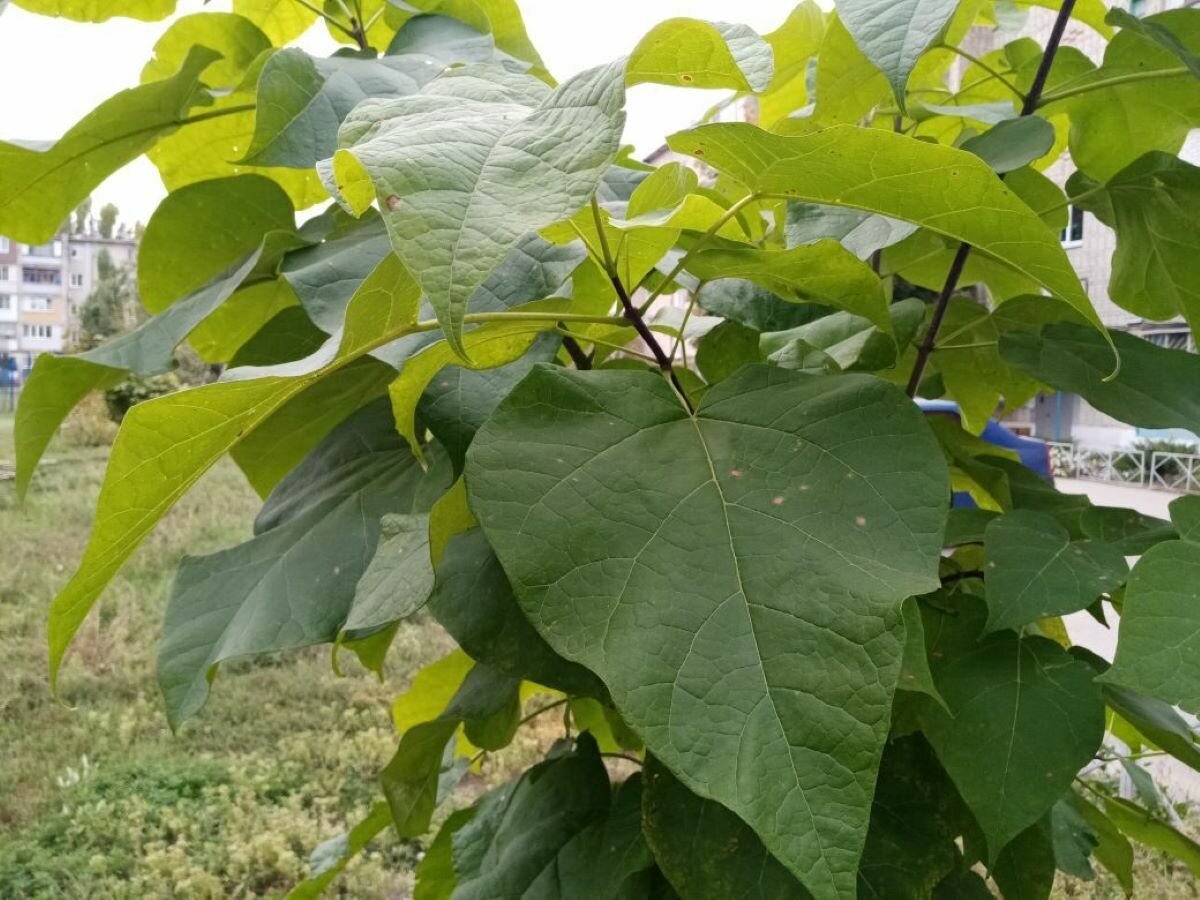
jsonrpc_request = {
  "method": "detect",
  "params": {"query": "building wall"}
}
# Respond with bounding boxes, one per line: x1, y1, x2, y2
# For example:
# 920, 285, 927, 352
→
65, 234, 139, 345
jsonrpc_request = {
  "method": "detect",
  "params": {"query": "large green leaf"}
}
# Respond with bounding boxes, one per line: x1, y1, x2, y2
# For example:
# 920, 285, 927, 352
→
1069, 153, 1200, 332
833, 0, 960, 105
668, 124, 1103, 339
758, 2, 825, 128
642, 755, 811, 900
467, 365, 949, 900
812, 14, 891, 126
762, 299, 925, 375
450, 735, 625, 899
1056, 9, 1200, 181
390, 303, 568, 460
697, 279, 827, 333
232, 0, 316, 44
1068, 794, 1134, 895
418, 332, 560, 473
0, 46, 216, 244
1103, 681, 1200, 774
41, 255, 436, 688
626, 18, 774, 92
991, 817, 1056, 900
917, 595, 1106, 861
139, 174, 296, 313
427, 530, 603, 697
148, 91, 326, 210
1104, 795, 1200, 878
1001, 324, 1200, 435
382, 660, 521, 837
12, 0, 172, 22
228, 355, 395, 497
856, 736, 968, 899
984, 510, 1127, 633
156, 402, 450, 725
242, 25, 500, 170
281, 212, 393, 332
1101, 538, 1200, 715
328, 60, 625, 356
785, 202, 917, 262
684, 243, 890, 331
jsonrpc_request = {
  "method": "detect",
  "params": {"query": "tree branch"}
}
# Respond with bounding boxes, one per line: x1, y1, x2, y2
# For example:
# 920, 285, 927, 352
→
590, 198, 695, 413
906, 0, 1078, 398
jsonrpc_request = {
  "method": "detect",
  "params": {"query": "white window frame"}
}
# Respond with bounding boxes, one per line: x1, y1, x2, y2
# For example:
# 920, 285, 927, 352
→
1060, 204, 1085, 249
70, 272, 84, 287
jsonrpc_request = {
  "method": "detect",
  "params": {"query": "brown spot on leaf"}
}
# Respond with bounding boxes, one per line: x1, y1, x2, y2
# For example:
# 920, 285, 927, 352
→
386, 195, 401, 210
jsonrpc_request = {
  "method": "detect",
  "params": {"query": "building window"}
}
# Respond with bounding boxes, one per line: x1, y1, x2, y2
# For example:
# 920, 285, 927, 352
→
70, 273, 84, 287
0, 237, 8, 252
22, 267, 61, 285
1060, 205, 1085, 247
0, 295, 10, 310
1129, 0, 1147, 17
22, 324, 53, 339
70, 247, 79, 257
0, 266, 7, 281
23, 296, 53, 312
1145, 329, 1194, 352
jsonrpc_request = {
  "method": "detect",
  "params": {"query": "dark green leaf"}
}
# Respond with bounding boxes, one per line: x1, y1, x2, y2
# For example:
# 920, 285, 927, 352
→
157, 401, 451, 725
1070, 793, 1134, 895
1101, 540, 1200, 715
984, 509, 1127, 632
960, 116, 1055, 174
382, 661, 521, 837
669, 124, 1102, 338
1050, 799, 1098, 882
991, 817, 1055, 900
418, 332, 560, 473
329, 60, 624, 355
694, 320, 762, 384
427, 530, 603, 697
918, 595, 1106, 860
1080, 506, 1177, 556
1001, 324, 1200, 436
1104, 795, 1200, 877
468, 364, 949, 899
697, 279, 828, 333
785, 202, 917, 261
833, 0, 960, 105
450, 735, 614, 899
642, 755, 811, 900
0, 46, 217, 243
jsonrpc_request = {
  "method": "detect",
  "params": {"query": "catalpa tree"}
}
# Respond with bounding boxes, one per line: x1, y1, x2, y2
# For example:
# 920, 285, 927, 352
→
8, 0, 1200, 896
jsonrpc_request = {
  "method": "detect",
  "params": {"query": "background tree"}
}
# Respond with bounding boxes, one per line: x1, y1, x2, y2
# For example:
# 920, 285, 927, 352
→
77, 250, 133, 345
97, 202, 118, 239
72, 196, 92, 235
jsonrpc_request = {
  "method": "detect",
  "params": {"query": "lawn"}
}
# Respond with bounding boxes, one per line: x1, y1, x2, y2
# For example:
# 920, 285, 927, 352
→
0, 407, 449, 897
2, 407, 1197, 899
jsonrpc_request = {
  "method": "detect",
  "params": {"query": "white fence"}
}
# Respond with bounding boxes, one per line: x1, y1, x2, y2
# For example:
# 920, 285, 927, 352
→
1049, 442, 1200, 493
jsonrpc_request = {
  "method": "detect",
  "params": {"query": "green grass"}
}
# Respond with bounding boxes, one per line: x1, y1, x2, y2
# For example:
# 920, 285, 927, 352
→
0, 410, 453, 897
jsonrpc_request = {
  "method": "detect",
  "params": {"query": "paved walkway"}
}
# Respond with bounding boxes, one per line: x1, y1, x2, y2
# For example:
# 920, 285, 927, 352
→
1055, 480, 1200, 803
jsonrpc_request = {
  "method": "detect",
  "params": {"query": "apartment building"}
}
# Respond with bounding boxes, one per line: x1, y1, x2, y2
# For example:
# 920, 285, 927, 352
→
0, 228, 138, 378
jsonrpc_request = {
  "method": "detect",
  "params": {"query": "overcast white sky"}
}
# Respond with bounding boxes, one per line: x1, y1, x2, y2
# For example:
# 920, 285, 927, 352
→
0, 0, 805, 225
